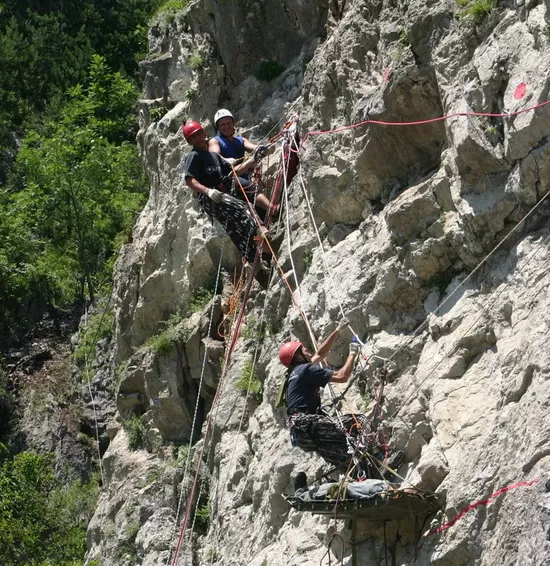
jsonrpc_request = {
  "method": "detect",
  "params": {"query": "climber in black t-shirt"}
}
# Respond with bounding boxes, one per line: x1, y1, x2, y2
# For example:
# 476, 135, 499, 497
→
182, 120, 274, 288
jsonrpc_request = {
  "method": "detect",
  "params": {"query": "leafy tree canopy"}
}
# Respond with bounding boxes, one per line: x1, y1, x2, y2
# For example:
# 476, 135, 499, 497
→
0, 449, 99, 566
0, 55, 148, 334
0, 0, 162, 182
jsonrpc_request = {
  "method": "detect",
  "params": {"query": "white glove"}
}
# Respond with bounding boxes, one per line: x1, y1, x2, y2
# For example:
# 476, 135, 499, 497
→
337, 317, 349, 331
349, 342, 361, 356
223, 157, 237, 166
207, 188, 223, 203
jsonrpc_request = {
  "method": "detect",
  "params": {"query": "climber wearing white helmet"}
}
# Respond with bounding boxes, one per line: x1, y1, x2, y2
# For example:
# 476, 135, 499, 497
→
209, 108, 274, 216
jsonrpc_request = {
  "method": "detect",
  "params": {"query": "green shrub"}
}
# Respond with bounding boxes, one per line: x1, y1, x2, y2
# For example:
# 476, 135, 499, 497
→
0, 372, 13, 440
194, 475, 210, 534
73, 307, 114, 365
124, 414, 148, 451
188, 51, 204, 70
185, 88, 196, 100
117, 520, 140, 562
255, 59, 285, 81
146, 322, 189, 355
149, 106, 166, 121
0, 451, 99, 566
189, 286, 214, 313
241, 316, 274, 343
235, 358, 262, 402
456, 0, 497, 25
152, 0, 190, 19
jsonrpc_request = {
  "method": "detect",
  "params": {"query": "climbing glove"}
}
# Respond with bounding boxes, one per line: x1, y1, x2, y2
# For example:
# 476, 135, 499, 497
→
254, 145, 268, 162
206, 188, 224, 203
337, 317, 349, 331
349, 342, 361, 356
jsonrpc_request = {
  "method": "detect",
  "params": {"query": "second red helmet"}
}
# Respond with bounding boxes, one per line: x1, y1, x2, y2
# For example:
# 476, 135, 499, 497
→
182, 120, 204, 142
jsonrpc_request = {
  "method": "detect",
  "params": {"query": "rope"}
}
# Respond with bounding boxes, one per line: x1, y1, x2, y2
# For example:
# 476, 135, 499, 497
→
165, 244, 226, 565
301, 99, 550, 143
81, 303, 108, 486
385, 184, 550, 375
428, 478, 540, 535
403, 477, 541, 565
209, 266, 275, 556
320, 532, 345, 566
393, 229, 550, 422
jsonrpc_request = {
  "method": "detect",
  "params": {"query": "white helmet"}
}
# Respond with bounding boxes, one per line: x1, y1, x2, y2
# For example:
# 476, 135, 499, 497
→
214, 108, 234, 129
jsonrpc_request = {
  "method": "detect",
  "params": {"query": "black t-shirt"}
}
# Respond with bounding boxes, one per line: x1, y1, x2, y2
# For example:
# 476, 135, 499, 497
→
286, 363, 333, 415
183, 149, 231, 187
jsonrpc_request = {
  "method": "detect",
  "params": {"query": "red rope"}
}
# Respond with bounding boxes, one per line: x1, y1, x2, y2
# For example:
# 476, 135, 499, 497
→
427, 478, 540, 535
301, 99, 550, 142
170, 269, 258, 565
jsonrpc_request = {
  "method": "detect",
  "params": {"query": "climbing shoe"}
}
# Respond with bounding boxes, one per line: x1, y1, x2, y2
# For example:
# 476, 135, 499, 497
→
294, 472, 308, 491
382, 450, 405, 480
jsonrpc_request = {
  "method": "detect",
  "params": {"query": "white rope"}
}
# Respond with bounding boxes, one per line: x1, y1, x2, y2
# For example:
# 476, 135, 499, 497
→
166, 241, 226, 565
393, 230, 550, 419
208, 272, 274, 560
82, 305, 106, 486
386, 187, 550, 366
281, 140, 317, 349
294, 161, 384, 365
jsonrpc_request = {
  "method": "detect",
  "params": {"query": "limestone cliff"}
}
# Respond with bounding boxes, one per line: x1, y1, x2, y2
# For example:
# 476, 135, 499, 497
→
86, 1, 550, 565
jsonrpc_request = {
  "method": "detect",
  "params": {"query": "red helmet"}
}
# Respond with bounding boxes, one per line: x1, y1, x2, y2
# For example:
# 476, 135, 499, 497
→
182, 120, 204, 142
279, 341, 303, 367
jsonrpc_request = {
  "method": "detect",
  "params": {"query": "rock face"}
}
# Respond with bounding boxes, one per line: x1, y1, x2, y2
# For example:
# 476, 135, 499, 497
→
87, 1, 550, 565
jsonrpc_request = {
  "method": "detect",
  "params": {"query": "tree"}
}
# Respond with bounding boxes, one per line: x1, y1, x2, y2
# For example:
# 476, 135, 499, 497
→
0, 55, 147, 330
0, 0, 162, 183
0, 449, 99, 566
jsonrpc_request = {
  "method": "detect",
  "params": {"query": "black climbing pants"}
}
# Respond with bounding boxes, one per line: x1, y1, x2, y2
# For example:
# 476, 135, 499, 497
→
289, 412, 382, 477
199, 192, 260, 265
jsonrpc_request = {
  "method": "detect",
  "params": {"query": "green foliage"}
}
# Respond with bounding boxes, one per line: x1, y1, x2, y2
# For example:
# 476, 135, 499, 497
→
0, 55, 147, 332
149, 106, 166, 121
185, 88, 197, 100
456, 0, 497, 26
124, 414, 148, 451
188, 51, 204, 70
189, 286, 215, 313
0, 370, 13, 440
195, 502, 210, 532
146, 321, 189, 354
175, 443, 196, 468
255, 59, 285, 81
153, 0, 190, 19
399, 28, 410, 46
0, 1, 162, 180
235, 358, 263, 402
0, 451, 99, 566
241, 316, 274, 343
117, 520, 140, 562
194, 474, 211, 534
73, 307, 114, 366
112, 359, 130, 396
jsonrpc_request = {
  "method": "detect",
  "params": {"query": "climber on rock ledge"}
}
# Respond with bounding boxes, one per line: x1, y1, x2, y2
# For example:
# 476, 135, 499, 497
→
182, 120, 277, 288
208, 108, 274, 217
276, 318, 386, 478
